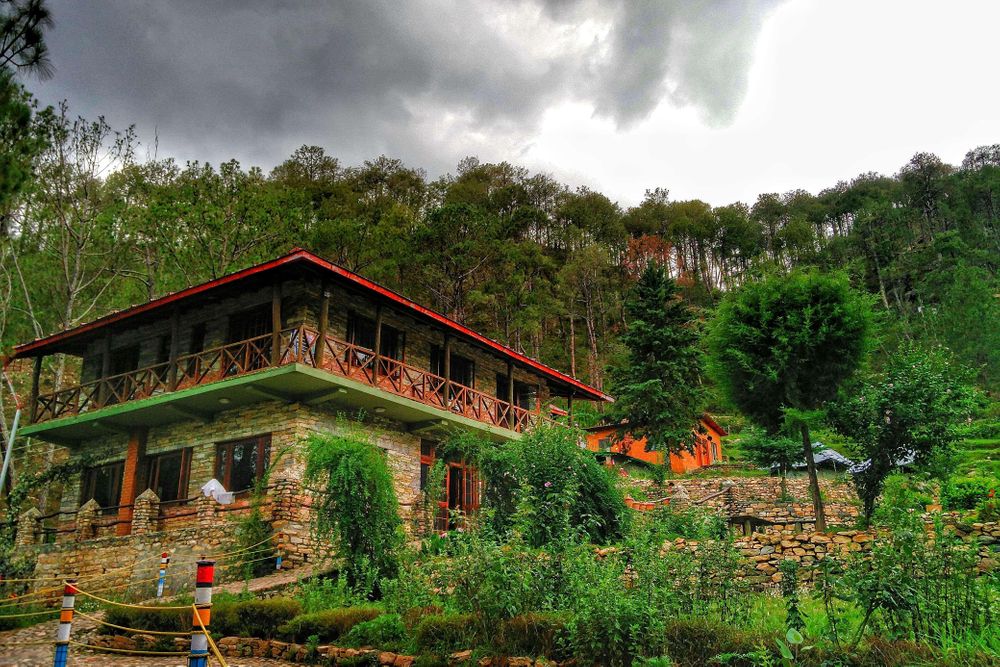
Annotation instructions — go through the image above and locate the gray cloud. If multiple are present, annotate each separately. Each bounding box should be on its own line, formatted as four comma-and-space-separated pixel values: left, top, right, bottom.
33, 0, 782, 173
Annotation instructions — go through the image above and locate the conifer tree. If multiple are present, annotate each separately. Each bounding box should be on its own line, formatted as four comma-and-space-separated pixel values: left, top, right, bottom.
606, 262, 706, 454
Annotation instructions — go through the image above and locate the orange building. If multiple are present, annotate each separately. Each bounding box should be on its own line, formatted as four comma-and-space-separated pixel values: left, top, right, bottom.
586, 416, 727, 473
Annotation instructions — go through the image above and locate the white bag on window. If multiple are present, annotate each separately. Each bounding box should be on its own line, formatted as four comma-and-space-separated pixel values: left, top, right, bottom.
201, 478, 235, 505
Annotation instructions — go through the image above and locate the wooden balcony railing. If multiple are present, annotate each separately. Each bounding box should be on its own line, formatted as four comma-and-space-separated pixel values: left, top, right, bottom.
32, 326, 552, 433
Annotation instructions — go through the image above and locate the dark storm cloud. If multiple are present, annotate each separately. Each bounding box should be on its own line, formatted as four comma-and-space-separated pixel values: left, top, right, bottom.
34, 0, 782, 172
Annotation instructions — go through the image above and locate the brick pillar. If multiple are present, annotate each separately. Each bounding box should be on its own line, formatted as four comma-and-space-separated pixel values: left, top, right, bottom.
196, 493, 217, 528
132, 489, 161, 535
76, 499, 100, 540
117, 427, 148, 535
14, 507, 41, 548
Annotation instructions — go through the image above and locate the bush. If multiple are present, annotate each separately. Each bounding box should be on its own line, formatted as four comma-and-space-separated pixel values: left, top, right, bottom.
342, 613, 409, 652
500, 612, 569, 659
212, 597, 301, 639
304, 428, 403, 591
278, 606, 383, 643
942, 476, 998, 510
661, 619, 770, 667
99, 601, 189, 635
652, 505, 727, 540
296, 575, 359, 614
412, 613, 476, 654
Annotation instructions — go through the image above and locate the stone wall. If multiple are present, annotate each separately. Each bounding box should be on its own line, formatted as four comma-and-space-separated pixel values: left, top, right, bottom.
664, 520, 1000, 588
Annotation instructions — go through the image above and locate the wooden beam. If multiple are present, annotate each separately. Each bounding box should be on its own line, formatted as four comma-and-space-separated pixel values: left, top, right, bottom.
29, 356, 42, 422
167, 309, 180, 390
302, 387, 347, 406
443, 335, 452, 408
98, 330, 112, 405
166, 404, 214, 423
506, 361, 514, 428
373, 304, 384, 383
315, 285, 331, 367
271, 283, 282, 366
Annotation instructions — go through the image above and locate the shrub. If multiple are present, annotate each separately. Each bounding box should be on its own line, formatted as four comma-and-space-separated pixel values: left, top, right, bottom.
212, 597, 301, 639
661, 619, 769, 667
412, 656, 449, 667
278, 606, 382, 643
500, 612, 569, 659
296, 575, 359, 614
99, 601, 189, 635
304, 428, 403, 591
342, 613, 409, 652
652, 504, 727, 540
412, 613, 476, 654
942, 476, 998, 511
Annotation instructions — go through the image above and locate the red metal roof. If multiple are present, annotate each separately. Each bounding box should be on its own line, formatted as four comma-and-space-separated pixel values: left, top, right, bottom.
8, 249, 611, 402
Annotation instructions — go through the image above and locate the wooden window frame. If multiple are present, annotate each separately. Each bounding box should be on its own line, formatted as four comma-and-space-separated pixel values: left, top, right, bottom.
145, 447, 192, 503
215, 434, 272, 494
79, 461, 125, 510
419, 440, 479, 531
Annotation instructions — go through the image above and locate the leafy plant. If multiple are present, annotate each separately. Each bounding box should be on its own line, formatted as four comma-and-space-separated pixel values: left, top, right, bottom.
304, 427, 403, 591
343, 613, 409, 652
278, 606, 383, 643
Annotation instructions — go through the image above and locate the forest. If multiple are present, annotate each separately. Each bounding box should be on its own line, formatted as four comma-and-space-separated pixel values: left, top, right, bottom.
2, 99, 999, 406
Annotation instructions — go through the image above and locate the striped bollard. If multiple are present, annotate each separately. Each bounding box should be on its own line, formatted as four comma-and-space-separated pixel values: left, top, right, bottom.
53, 579, 77, 667
156, 551, 170, 597
189, 560, 215, 667
275, 533, 283, 570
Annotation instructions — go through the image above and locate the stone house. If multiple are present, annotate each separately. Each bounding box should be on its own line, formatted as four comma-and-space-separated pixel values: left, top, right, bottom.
4, 248, 608, 582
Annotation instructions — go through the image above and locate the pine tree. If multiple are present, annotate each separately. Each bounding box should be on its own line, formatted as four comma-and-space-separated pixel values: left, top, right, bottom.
606, 262, 706, 454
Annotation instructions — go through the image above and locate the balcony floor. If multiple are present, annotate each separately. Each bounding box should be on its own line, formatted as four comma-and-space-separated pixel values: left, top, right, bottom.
18, 363, 522, 445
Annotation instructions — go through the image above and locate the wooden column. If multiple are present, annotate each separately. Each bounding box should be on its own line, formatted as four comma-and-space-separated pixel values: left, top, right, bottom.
167, 309, 180, 390
98, 330, 112, 405
117, 427, 148, 536
29, 356, 42, 422
373, 304, 384, 382
443, 335, 452, 407
315, 286, 331, 367
506, 361, 515, 428
271, 284, 282, 365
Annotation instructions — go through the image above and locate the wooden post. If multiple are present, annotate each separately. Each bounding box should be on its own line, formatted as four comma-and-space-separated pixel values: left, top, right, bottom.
117, 427, 147, 536
29, 356, 42, 422
271, 284, 282, 366
167, 309, 180, 390
443, 335, 452, 408
98, 330, 112, 405
315, 286, 330, 367
373, 304, 384, 382
506, 361, 515, 428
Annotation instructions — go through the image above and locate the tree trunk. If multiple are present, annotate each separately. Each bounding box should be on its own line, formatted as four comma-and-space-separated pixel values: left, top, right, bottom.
801, 421, 826, 531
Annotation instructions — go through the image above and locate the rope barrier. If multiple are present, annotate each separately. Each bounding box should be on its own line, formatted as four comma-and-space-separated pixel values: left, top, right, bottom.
0, 585, 63, 609
0, 640, 56, 646
67, 638, 187, 656
203, 535, 276, 560
72, 586, 191, 611
73, 609, 191, 636
193, 602, 230, 667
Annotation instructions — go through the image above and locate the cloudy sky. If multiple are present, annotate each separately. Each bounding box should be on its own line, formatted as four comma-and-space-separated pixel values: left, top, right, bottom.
33, 0, 1000, 206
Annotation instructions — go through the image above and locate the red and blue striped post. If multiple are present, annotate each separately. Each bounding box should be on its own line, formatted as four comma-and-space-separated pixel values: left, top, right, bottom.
189, 559, 214, 667
275, 533, 283, 570
53, 579, 77, 667
156, 551, 170, 597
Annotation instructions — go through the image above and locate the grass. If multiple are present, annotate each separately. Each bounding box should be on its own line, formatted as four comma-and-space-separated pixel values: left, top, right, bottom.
953, 438, 1000, 478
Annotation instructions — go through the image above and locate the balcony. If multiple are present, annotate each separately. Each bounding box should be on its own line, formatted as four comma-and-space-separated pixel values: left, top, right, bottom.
24, 326, 553, 441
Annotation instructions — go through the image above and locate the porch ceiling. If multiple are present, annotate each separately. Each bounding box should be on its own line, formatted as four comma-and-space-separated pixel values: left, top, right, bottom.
17, 364, 520, 446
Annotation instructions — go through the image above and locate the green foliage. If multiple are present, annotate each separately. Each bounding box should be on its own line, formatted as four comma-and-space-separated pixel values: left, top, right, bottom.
735, 425, 802, 473
660, 619, 771, 667
606, 262, 706, 454
942, 476, 998, 511
212, 597, 301, 639
778, 559, 803, 632
99, 600, 189, 635
412, 613, 476, 654
303, 428, 403, 590
295, 575, 360, 614
831, 344, 979, 521
871, 473, 934, 526
651, 505, 727, 540
708, 269, 874, 433
342, 613, 409, 652
500, 612, 569, 659
277, 606, 382, 643
448, 426, 628, 546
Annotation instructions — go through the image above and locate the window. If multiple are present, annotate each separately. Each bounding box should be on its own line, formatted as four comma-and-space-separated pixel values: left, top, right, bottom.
215, 434, 271, 493
227, 306, 273, 373
419, 439, 479, 531
188, 323, 207, 355
109, 345, 141, 377
597, 436, 613, 453
227, 306, 272, 343
145, 448, 192, 503
495, 375, 535, 409
430, 346, 475, 387
80, 461, 124, 509
347, 313, 404, 359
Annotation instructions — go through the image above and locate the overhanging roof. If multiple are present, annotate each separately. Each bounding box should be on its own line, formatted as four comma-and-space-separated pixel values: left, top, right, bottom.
8, 248, 610, 402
